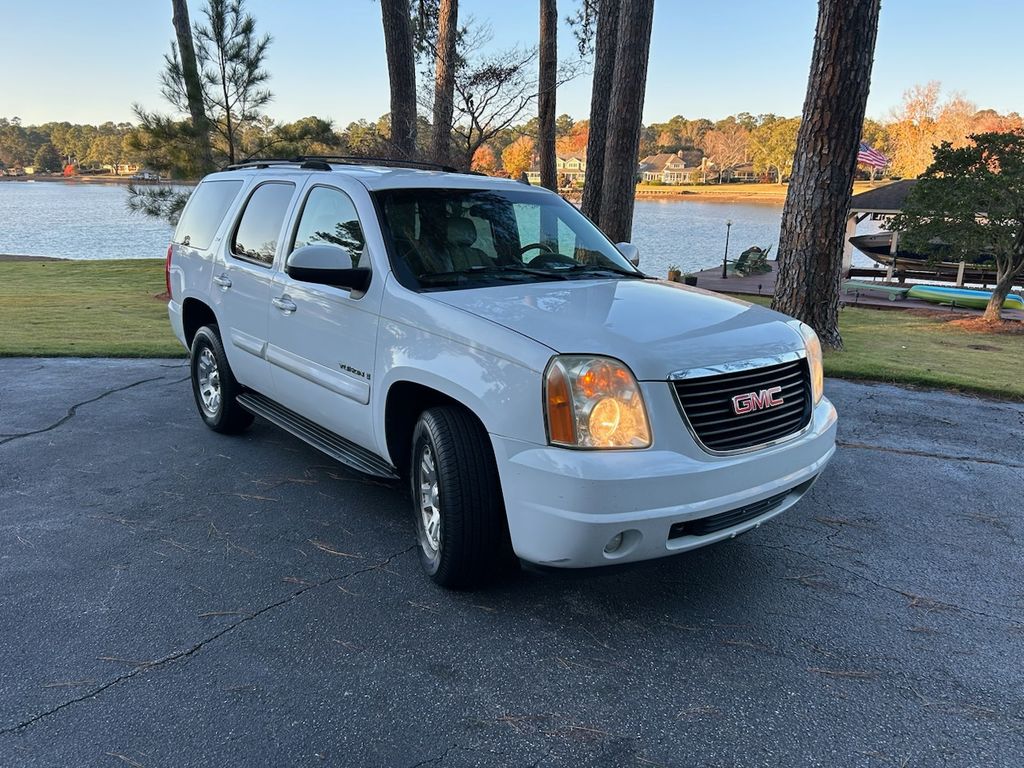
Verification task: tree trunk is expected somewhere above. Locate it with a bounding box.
[538,0,558,191]
[380,0,418,159]
[580,0,620,224]
[983,262,1020,322]
[429,0,458,166]
[171,0,214,172]
[597,0,655,243]
[771,0,881,350]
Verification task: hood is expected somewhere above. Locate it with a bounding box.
[430,279,805,380]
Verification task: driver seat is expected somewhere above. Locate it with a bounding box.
[446,218,493,271]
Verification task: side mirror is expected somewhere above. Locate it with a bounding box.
[616,242,640,267]
[286,244,371,293]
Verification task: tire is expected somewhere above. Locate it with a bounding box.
[410,406,513,589]
[189,325,254,434]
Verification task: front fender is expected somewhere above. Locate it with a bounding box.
[374,319,548,453]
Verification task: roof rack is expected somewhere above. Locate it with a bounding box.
[301,155,459,173]
[221,156,459,173]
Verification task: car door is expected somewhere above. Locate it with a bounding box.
[266,181,382,451]
[213,179,300,397]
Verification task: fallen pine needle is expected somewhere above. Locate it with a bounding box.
[43,679,95,689]
[308,539,363,558]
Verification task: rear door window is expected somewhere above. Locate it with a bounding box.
[231,182,296,266]
[173,180,243,249]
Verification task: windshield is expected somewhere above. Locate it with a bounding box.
[374,187,644,290]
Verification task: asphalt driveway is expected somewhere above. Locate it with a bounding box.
[1,358,1021,767]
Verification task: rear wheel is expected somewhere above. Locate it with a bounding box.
[190,325,254,434]
[410,406,513,588]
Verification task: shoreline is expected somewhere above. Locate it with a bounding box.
[0,254,69,262]
[1,175,793,201]
[1,176,885,204]
[0,175,190,186]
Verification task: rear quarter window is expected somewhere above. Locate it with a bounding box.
[173,180,244,250]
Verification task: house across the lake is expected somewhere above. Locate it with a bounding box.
[526,153,587,187]
[639,149,707,184]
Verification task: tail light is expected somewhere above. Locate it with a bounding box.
[165,244,173,298]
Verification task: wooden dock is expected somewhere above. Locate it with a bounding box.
[681,261,1024,321]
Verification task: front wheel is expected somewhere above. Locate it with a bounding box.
[190,325,254,434]
[410,406,513,589]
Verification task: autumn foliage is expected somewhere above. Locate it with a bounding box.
[501,136,535,180]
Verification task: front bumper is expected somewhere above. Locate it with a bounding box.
[491,395,837,568]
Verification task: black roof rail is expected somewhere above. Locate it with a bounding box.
[296,155,459,173]
[221,158,307,171]
[220,155,462,173]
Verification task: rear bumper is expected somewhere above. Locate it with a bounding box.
[491,398,837,568]
[168,300,187,349]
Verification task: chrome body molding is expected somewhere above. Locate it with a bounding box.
[667,350,807,381]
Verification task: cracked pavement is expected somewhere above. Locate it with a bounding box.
[0,358,1021,767]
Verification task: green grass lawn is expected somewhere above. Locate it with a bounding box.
[740,296,1022,400]
[0,259,184,357]
[0,259,1019,400]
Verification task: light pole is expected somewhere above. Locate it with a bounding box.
[721,219,733,279]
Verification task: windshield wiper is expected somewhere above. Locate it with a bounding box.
[559,264,647,279]
[418,264,569,284]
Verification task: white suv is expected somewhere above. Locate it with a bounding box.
[167,157,837,587]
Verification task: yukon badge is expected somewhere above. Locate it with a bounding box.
[731,386,784,415]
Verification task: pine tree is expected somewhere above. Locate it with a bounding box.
[772,0,881,349]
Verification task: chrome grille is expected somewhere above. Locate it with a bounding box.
[672,358,812,452]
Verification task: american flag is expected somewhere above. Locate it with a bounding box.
[857,142,888,168]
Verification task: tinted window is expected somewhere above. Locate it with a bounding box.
[231,182,295,265]
[291,186,366,267]
[173,180,243,249]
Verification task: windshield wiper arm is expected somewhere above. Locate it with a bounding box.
[561,264,647,278]
[419,264,569,283]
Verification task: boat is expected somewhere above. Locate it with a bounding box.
[906,284,1024,311]
[850,232,998,277]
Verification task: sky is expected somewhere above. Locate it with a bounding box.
[1,0,1021,128]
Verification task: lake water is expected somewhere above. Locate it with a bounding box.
[0,181,878,275]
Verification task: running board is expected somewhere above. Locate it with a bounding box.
[236,392,399,480]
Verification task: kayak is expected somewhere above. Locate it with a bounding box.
[907,284,1024,310]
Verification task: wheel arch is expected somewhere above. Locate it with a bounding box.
[383,380,490,480]
[181,297,218,348]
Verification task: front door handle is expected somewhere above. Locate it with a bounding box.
[272,296,297,314]
[213,273,232,289]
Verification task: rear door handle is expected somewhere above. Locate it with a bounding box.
[272,296,297,314]
[213,273,232,289]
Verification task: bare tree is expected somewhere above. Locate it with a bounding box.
[772,0,881,349]
[703,123,750,182]
[537,0,558,191]
[428,0,458,165]
[580,0,620,224]
[597,0,655,243]
[171,0,213,172]
[381,0,418,158]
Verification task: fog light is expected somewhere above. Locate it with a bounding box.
[604,532,625,554]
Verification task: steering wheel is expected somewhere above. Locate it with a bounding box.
[519,242,576,268]
[519,242,557,257]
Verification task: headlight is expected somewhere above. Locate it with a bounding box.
[791,321,824,404]
[544,356,651,448]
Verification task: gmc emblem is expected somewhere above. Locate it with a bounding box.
[732,386,784,415]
